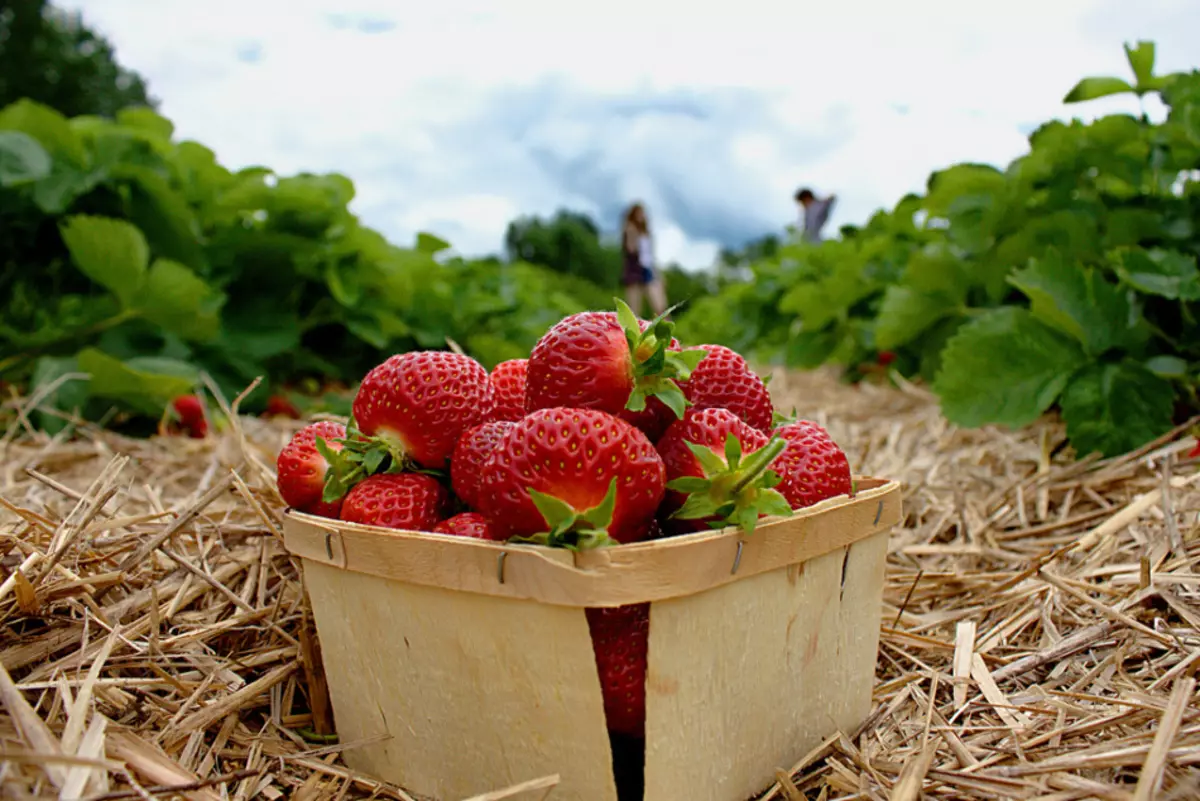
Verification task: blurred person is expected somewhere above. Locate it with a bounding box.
[621,202,668,318]
[794,187,837,243]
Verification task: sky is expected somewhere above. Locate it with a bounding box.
[57,0,1200,270]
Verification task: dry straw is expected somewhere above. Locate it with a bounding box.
[1,367,1198,800]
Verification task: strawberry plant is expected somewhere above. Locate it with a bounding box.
[678,41,1200,459]
[0,99,610,434]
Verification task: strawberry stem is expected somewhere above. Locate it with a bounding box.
[613,298,707,420]
[666,434,794,535]
[729,437,788,495]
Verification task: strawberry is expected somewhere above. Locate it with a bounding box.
[657,407,792,534]
[772,421,853,509]
[264,393,301,419]
[478,407,665,547]
[586,603,649,737]
[339,473,450,531]
[485,359,528,423]
[432,512,498,540]
[679,344,774,432]
[164,394,208,438]
[276,421,348,518]
[451,420,515,510]
[524,300,705,440]
[351,351,491,471]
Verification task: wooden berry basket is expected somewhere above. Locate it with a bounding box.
[282,476,902,801]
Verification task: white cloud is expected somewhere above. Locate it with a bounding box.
[52,0,1200,271]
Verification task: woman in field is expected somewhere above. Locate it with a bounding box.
[620,202,668,318]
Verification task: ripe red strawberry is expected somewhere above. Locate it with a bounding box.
[657,407,792,534]
[451,421,515,510]
[586,603,649,737]
[524,301,705,441]
[352,351,491,470]
[485,359,528,423]
[772,421,853,509]
[263,393,301,419]
[478,407,665,546]
[339,473,450,531]
[166,394,208,438]
[277,421,348,518]
[432,512,498,540]
[679,344,774,432]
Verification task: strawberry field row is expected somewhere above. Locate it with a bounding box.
[676,42,1200,459]
[0,99,610,435]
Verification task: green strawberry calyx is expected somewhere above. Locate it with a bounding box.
[666,433,793,535]
[315,421,440,504]
[614,298,707,420]
[513,478,621,551]
[771,406,799,428]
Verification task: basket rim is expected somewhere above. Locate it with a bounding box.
[282,475,902,607]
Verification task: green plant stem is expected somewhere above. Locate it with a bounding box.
[730,438,788,495]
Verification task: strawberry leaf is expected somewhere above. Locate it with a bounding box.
[578,478,618,530]
[756,489,794,518]
[666,476,711,493]
[674,491,723,521]
[668,435,794,534]
[611,297,707,420]
[723,432,742,469]
[626,385,649,413]
[528,489,578,532]
[363,447,387,475]
[518,478,620,551]
[683,440,729,475]
[771,407,798,428]
[734,506,760,536]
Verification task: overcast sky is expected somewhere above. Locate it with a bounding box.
[58,0,1200,270]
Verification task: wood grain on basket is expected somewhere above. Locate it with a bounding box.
[282,477,901,607]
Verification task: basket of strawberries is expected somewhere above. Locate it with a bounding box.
[276,301,901,801]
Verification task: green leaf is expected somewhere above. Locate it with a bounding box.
[218,302,301,361]
[58,215,150,306]
[77,347,199,416]
[324,260,364,307]
[1145,355,1188,378]
[0,131,51,186]
[415,231,452,254]
[1111,249,1200,300]
[1008,251,1143,355]
[33,164,106,214]
[114,165,206,271]
[0,99,87,166]
[1059,361,1176,458]
[786,329,839,369]
[1124,41,1156,89]
[132,259,225,341]
[874,286,959,351]
[528,489,579,532]
[116,107,175,140]
[723,432,743,468]
[1063,76,1136,104]
[933,307,1088,428]
[684,441,729,476]
[665,476,711,493]
[756,490,794,519]
[578,479,618,530]
[29,356,89,435]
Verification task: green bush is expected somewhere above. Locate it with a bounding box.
[677,42,1200,458]
[0,100,608,433]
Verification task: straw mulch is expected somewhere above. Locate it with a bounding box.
[1,368,1198,800]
